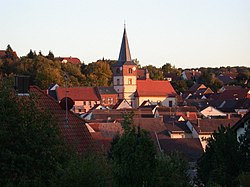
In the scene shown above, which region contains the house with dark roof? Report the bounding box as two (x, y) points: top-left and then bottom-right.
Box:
(159, 138), (203, 162)
(95, 86), (118, 107)
(154, 106), (198, 121)
(187, 118), (239, 150)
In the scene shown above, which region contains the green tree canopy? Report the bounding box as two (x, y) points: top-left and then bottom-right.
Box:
(0, 78), (70, 186)
(109, 112), (157, 187)
(197, 125), (242, 186)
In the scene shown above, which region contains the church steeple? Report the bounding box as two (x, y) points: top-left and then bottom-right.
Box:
(118, 26), (133, 65)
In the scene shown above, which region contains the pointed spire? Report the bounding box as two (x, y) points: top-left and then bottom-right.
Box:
(118, 26), (132, 65)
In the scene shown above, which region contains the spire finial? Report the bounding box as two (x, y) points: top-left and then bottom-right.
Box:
(124, 20), (126, 29)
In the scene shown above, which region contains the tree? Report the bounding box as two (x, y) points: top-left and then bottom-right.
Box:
(155, 153), (190, 187)
(110, 112), (157, 187)
(144, 65), (164, 80)
(239, 122), (250, 173)
(81, 60), (112, 86)
(0, 78), (71, 186)
(46, 51), (55, 60)
(197, 125), (242, 186)
(58, 153), (112, 187)
(27, 49), (36, 59)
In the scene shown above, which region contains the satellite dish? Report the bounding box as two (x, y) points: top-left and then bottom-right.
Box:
(60, 97), (74, 110)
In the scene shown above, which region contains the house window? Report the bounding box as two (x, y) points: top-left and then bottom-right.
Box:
(102, 98), (106, 104)
(78, 109), (82, 113)
(117, 79), (120, 85)
(128, 78), (132, 85)
(83, 101), (86, 105)
(108, 98), (113, 104)
(89, 101), (91, 107)
(129, 68), (132, 73)
(169, 100), (173, 107)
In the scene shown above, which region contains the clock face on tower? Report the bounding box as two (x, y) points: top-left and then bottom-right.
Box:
(132, 66), (136, 71)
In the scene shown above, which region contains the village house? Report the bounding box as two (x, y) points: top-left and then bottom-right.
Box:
(55, 56), (81, 65)
(187, 118), (239, 150)
(95, 86), (118, 107)
(55, 87), (100, 113)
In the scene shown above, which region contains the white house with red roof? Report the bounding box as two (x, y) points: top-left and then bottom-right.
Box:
(112, 27), (177, 108)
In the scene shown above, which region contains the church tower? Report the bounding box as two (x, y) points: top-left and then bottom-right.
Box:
(112, 27), (137, 107)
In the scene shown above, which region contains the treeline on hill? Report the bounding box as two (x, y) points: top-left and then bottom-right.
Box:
(0, 45), (250, 91)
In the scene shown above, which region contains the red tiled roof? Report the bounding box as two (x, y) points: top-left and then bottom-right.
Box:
(216, 89), (250, 101)
(29, 86), (96, 154)
(0, 50), (18, 59)
(136, 79), (176, 97)
(159, 138), (203, 162)
(56, 87), (99, 101)
(56, 57), (81, 64)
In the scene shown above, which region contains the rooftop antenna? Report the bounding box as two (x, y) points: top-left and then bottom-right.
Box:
(64, 74), (69, 127)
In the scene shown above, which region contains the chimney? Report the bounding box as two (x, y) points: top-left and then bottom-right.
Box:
(14, 75), (30, 96)
(145, 69), (150, 79)
(197, 118), (201, 128)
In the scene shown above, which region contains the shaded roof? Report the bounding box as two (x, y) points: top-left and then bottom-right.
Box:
(219, 85), (243, 92)
(133, 118), (166, 133)
(165, 121), (191, 133)
(56, 87), (99, 101)
(96, 86), (117, 95)
(156, 106), (198, 113)
(232, 111), (250, 130)
(216, 89), (250, 101)
(29, 86), (96, 154)
(188, 83), (206, 93)
(0, 50), (19, 59)
(159, 138), (203, 162)
(116, 27), (135, 66)
(136, 79), (176, 97)
(190, 118), (239, 134)
(217, 75), (234, 85)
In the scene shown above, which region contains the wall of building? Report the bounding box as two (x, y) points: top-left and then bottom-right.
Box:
(73, 100), (100, 113)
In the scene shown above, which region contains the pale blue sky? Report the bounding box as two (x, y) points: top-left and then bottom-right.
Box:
(1, 0), (250, 68)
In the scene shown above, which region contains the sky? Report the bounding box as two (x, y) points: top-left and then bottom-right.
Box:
(1, 0), (250, 69)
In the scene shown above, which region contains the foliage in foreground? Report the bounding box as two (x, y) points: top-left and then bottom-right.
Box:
(0, 78), (112, 186)
(197, 125), (250, 187)
(109, 112), (190, 187)
(0, 78), (70, 186)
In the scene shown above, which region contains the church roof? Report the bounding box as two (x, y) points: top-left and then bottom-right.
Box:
(116, 27), (136, 66)
(136, 79), (177, 97)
